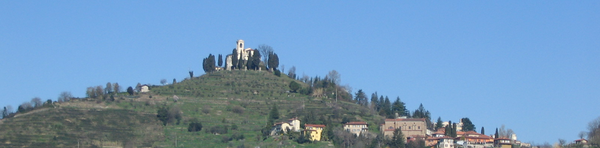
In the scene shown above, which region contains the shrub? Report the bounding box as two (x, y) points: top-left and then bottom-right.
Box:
(187, 121), (203, 132)
(202, 107), (210, 114)
(232, 106), (244, 114)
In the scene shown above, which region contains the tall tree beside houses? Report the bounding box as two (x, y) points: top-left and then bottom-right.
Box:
(481, 127), (485, 135)
(436, 117), (443, 130)
(392, 97), (408, 117)
(370, 92), (379, 110)
(461, 117), (476, 131)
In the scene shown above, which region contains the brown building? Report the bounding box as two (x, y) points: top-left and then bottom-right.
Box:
(381, 118), (427, 139)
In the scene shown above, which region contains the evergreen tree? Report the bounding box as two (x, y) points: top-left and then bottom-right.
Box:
(269, 104), (279, 121)
(252, 49), (261, 70)
(268, 53), (279, 71)
(495, 128), (499, 138)
(231, 49), (238, 69)
(354, 89), (367, 106)
(451, 123), (457, 137)
(445, 125), (451, 136)
(370, 92), (379, 110)
(389, 128), (406, 148)
(202, 54), (216, 73)
(157, 105), (169, 126)
(461, 118), (476, 131)
(2, 107), (7, 119)
(436, 117), (443, 130)
(383, 96), (392, 118)
(392, 97), (407, 117)
(289, 81), (301, 92)
(481, 127), (485, 135)
(218, 54), (223, 67)
(246, 55), (254, 70)
(378, 96), (384, 111)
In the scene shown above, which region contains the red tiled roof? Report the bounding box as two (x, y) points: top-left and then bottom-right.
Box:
(385, 118), (426, 122)
(575, 139), (587, 142)
(345, 122), (367, 125)
(305, 124), (326, 127)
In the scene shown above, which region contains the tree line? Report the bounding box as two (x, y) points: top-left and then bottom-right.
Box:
(201, 44), (280, 73)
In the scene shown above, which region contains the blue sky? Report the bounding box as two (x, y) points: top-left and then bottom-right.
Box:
(1, 1), (598, 144)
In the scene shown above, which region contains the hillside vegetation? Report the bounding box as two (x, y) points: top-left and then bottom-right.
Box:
(0, 70), (384, 148)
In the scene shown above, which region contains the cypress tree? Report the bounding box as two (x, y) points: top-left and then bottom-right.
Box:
(481, 127), (485, 135)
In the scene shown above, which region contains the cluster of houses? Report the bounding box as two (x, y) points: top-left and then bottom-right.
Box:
(270, 117), (369, 141)
(270, 116), (538, 148)
(381, 117), (531, 148)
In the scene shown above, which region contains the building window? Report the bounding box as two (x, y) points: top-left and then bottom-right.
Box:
(418, 126), (420, 129)
(389, 126), (393, 129)
(409, 126), (411, 129)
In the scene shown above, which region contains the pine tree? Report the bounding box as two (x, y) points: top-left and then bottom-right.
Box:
(461, 118), (476, 131)
(390, 128), (406, 148)
(269, 104), (279, 121)
(436, 117), (443, 130)
(392, 97), (407, 117)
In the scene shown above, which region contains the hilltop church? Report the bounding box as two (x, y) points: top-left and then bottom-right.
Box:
(225, 39), (256, 70)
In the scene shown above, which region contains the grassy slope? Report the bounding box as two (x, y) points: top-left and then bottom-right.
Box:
(0, 70), (383, 148)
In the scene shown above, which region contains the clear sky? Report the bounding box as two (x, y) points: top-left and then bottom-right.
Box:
(1, 1), (598, 144)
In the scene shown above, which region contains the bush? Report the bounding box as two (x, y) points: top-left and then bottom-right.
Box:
(221, 135), (231, 143)
(202, 105), (210, 114)
(207, 125), (229, 134)
(187, 121), (203, 132)
(232, 106), (244, 114)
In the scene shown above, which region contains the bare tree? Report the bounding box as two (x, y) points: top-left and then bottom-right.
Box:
(95, 85), (104, 98)
(579, 131), (586, 139)
(588, 116), (600, 145)
(258, 44), (274, 64)
(113, 83), (120, 94)
(136, 83), (142, 92)
(86, 87), (95, 99)
(20, 102), (33, 112)
(105, 82), (113, 94)
(558, 139), (566, 147)
(31, 97), (42, 108)
(161, 79), (167, 85)
(59, 91), (73, 102)
(327, 70), (341, 84)
(288, 66), (296, 79)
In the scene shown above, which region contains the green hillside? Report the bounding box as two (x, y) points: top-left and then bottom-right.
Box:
(0, 70), (385, 148)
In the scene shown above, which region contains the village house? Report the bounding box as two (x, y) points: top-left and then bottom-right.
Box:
(494, 137), (512, 148)
(426, 136), (455, 148)
(140, 85), (149, 93)
(575, 138), (588, 145)
(271, 117), (301, 135)
(381, 117), (427, 140)
(343, 121), (368, 136)
(305, 124), (326, 141)
(455, 131), (494, 148)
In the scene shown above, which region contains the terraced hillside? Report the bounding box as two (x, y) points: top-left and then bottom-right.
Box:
(0, 70), (384, 148)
